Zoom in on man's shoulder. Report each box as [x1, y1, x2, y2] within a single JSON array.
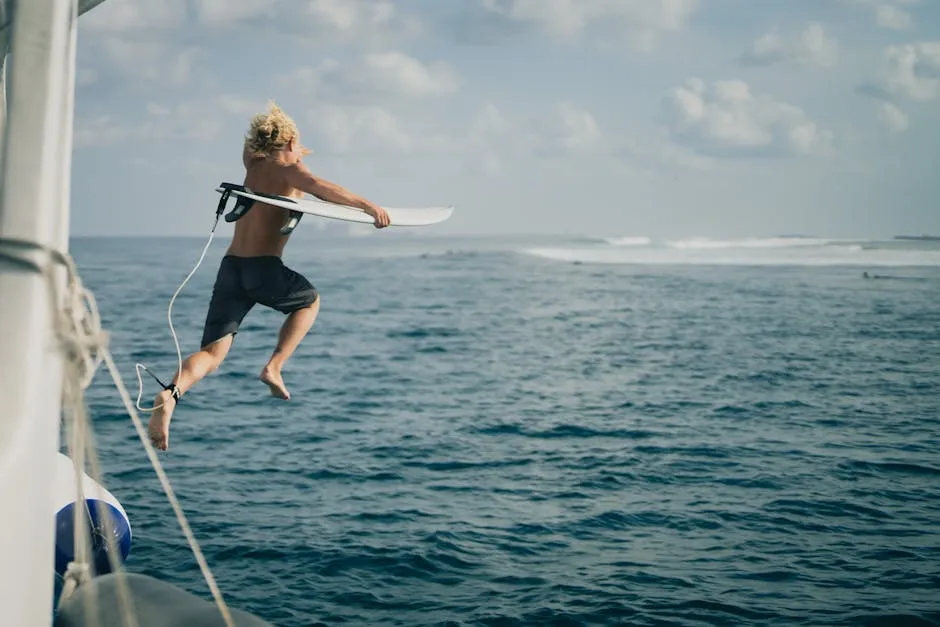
[[251, 155, 308, 174], [279, 159, 317, 188], [244, 164, 303, 196], [245, 156, 298, 185]]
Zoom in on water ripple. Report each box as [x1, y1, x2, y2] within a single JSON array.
[[70, 237, 940, 626]]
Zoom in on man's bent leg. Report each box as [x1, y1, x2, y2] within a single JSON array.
[[148, 334, 233, 451], [260, 297, 320, 400]]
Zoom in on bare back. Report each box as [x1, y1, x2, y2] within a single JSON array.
[[225, 153, 301, 258]]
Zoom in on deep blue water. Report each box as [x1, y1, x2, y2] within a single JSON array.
[[72, 234, 940, 627]]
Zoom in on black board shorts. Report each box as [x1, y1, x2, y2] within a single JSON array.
[[200, 255, 318, 348]]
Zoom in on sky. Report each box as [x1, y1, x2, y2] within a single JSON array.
[[67, 0, 940, 239]]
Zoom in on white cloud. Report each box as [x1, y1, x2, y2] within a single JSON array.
[[471, 103, 510, 138], [475, 102, 609, 158], [465, 104, 513, 172], [306, 0, 397, 32], [479, 153, 503, 175], [620, 135, 715, 172], [882, 41, 940, 101], [217, 95, 270, 118], [64, 0, 940, 239], [876, 4, 913, 29], [74, 97, 237, 148], [463, 102, 709, 175], [77, 68, 98, 86], [301, 100, 610, 160], [85, 0, 421, 41], [357, 52, 460, 98], [146, 103, 170, 116], [663, 78, 834, 157], [877, 102, 909, 132], [195, 0, 278, 27], [741, 22, 838, 67], [479, 0, 698, 49], [306, 106, 414, 154], [93, 39, 203, 86], [551, 102, 606, 153], [280, 52, 459, 103], [839, 0, 919, 30], [80, 0, 186, 31], [77, 0, 200, 87], [74, 115, 132, 148], [190, 0, 422, 41]]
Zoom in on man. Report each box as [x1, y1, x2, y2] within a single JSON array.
[[147, 102, 390, 451]]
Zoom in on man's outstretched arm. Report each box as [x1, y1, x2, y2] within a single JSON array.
[[283, 161, 390, 227]]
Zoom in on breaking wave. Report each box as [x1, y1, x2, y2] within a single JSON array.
[[666, 236, 839, 250], [519, 235, 940, 267], [603, 236, 652, 247]]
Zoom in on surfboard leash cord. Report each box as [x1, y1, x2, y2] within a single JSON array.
[[133, 202, 226, 412]]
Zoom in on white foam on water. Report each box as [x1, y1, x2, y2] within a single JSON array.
[[519, 245, 940, 267], [603, 236, 652, 247], [665, 236, 838, 250]]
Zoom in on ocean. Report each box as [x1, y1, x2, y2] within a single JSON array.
[[73, 233, 940, 626]]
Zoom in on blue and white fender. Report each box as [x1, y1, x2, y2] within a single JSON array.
[[53, 452, 132, 578]]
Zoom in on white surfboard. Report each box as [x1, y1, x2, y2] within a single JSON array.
[[215, 184, 454, 227]]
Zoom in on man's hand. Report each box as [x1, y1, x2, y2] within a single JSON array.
[[368, 205, 391, 229]]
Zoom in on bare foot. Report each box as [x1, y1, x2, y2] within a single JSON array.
[[148, 389, 176, 451], [260, 367, 290, 400]]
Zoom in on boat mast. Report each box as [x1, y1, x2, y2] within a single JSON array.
[[0, 0, 79, 625], [0, 53, 6, 168], [1, 0, 10, 161]]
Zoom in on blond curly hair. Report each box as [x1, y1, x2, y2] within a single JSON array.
[[244, 101, 299, 158]]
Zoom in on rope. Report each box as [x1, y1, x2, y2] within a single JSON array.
[[0, 235, 235, 627], [13, 237, 136, 625], [102, 352, 236, 626]]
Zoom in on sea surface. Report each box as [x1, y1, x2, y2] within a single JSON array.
[[71, 233, 940, 627]]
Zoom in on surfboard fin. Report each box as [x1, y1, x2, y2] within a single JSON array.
[[280, 210, 303, 235], [216, 182, 255, 223], [216, 182, 304, 234]]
